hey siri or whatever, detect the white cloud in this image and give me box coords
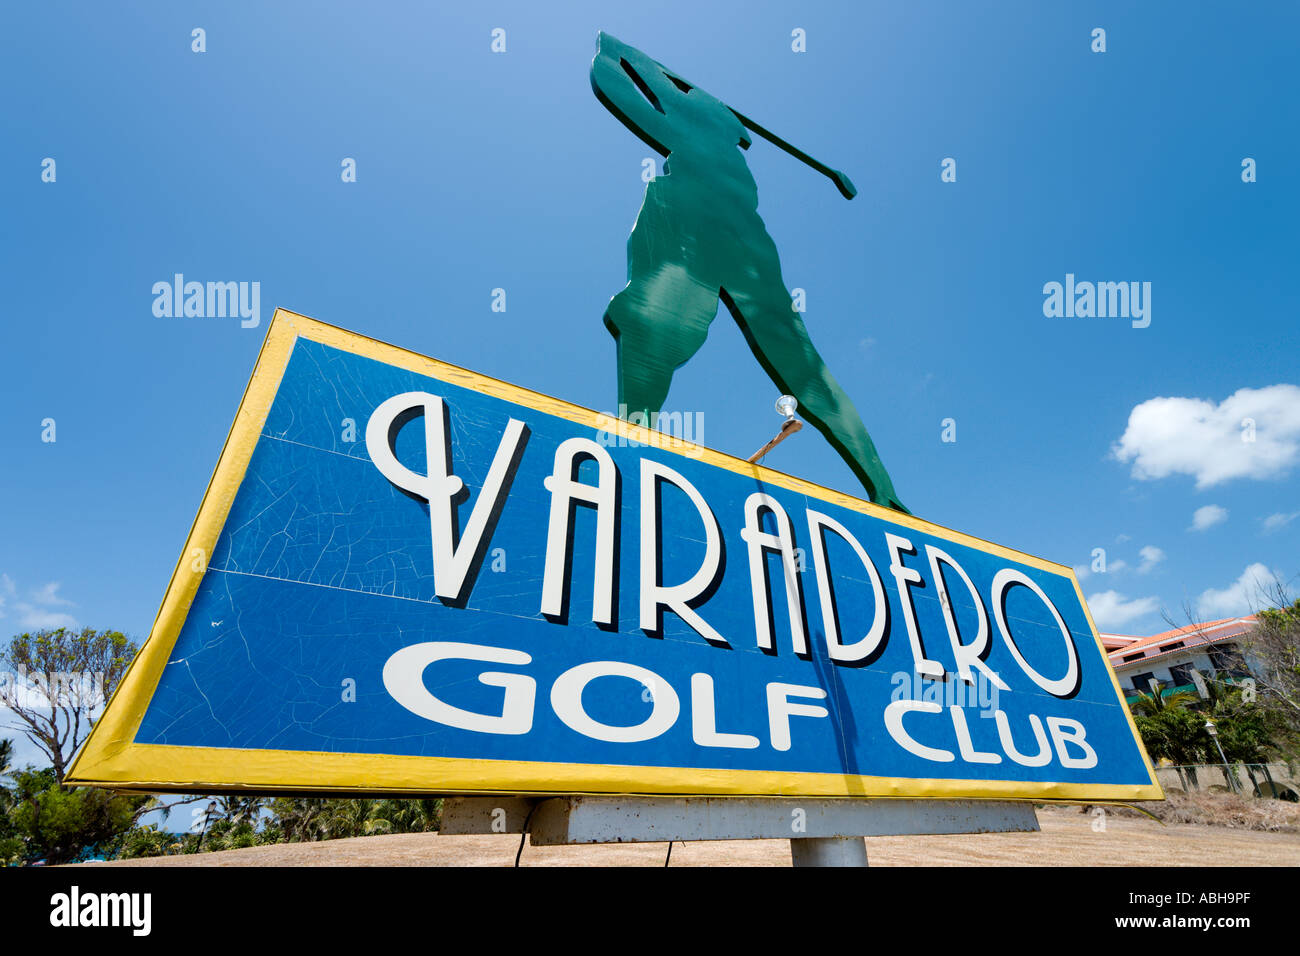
[1263,510,1300,533]
[1112,385,1300,488]
[30,581,73,607]
[1190,505,1228,532]
[1076,556,1129,581]
[0,574,79,631]
[1196,563,1277,619]
[1076,542,1147,581]
[1086,590,1162,630]
[1137,545,1165,574]
[15,607,79,630]
[1116,534,1132,543]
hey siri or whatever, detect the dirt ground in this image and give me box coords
[80,805,1300,867]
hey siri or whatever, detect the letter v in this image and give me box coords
[367,391,529,605]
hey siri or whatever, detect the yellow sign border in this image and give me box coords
[66,309,1163,801]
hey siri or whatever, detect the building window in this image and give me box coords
[1122,652,1146,662]
[1162,641,1185,651]
[1130,672,1157,694]
[1168,663,1197,689]
[1209,643,1249,679]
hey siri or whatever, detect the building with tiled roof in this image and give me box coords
[1103,616,1257,702]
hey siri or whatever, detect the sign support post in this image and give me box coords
[790,837,869,867]
[440,796,1040,867]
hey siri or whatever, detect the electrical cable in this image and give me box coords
[514,803,538,867]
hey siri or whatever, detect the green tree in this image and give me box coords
[6,766,147,864]
[1134,707,1209,765]
[1129,679,1198,717]
[1133,684,1211,790]
[0,627,138,782]
[369,797,441,834]
[1199,678,1292,795]
[0,738,20,863]
[266,797,335,843]
[263,796,442,845]
[1246,592,1300,758]
[1203,681,1272,760]
[113,824,185,860]
[320,798,377,838]
[194,818,259,852]
[215,795,265,829]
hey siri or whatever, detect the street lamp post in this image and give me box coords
[193,799,218,853]
[1204,719,1240,795]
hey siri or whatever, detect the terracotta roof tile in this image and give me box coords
[1105,616,1257,664]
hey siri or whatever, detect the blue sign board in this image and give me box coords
[68,310,1161,800]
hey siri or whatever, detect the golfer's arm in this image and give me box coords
[733,111,857,199]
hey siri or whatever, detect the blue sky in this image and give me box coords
[2,2,1298,772]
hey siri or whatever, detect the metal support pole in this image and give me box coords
[790,835,869,867]
[747,418,802,462]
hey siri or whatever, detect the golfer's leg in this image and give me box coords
[720,281,908,513]
[604,266,720,421]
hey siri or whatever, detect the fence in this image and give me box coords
[1154,762,1299,801]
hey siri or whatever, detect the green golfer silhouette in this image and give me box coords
[591,33,907,513]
